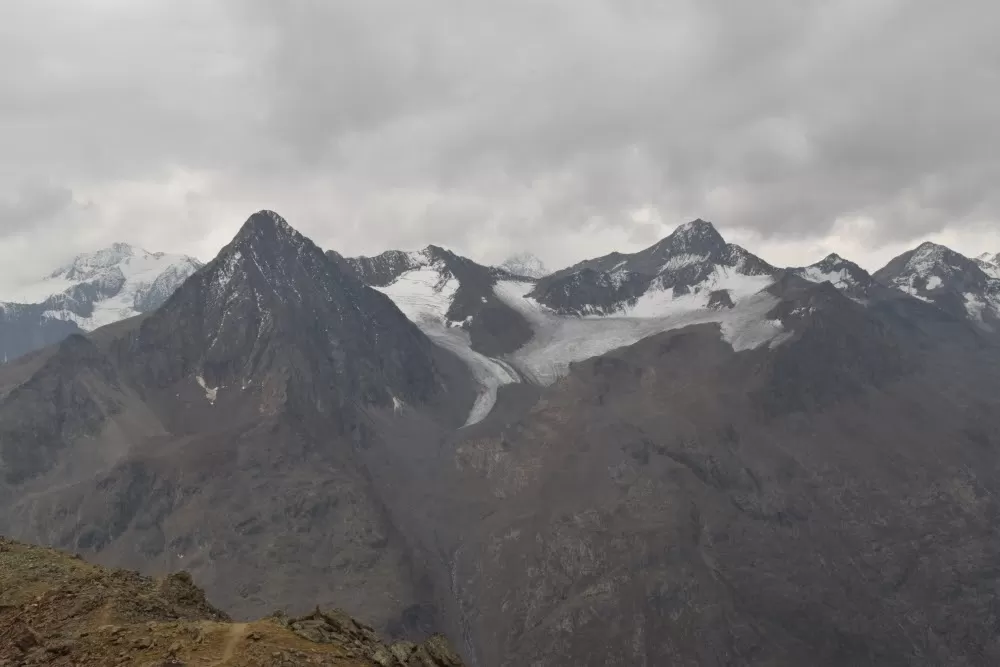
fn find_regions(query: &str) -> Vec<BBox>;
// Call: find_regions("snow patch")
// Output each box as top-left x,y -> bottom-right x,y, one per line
660,253 -> 709,272
196,375 -> 218,404
375,267 -> 459,326
800,266 -> 853,288
925,275 -> 942,290
620,268 -> 772,318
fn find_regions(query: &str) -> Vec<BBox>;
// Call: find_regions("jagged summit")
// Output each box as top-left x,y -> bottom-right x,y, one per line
791,252 -> 873,296
874,241 -> 1000,326
528,218 -> 776,316
653,218 -> 727,257
233,209 -> 298,242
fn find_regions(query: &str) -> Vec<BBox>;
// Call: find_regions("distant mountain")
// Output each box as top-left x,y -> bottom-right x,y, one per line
0,243 -> 201,361
976,251 -> 1000,279
873,241 -> 1000,329
528,219 -> 777,316
789,253 -> 874,298
499,252 -> 549,278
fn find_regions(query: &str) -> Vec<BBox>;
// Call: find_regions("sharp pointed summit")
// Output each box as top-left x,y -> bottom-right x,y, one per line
122,211 -> 451,417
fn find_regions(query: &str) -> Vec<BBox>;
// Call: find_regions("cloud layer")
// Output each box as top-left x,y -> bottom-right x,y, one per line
1,0 -> 999,285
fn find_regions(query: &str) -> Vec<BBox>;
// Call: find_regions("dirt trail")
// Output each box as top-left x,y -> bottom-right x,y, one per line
212,622 -> 248,665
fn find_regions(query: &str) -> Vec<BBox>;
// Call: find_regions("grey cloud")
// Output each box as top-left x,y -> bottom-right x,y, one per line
0,0 -> 998,272
0,184 -> 74,236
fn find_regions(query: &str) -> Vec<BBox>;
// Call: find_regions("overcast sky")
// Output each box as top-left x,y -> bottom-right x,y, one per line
1,0 -> 999,289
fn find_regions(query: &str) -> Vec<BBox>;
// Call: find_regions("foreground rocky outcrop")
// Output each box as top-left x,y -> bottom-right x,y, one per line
0,536 -> 464,666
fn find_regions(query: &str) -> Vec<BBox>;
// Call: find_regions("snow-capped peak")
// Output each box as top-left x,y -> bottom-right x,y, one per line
0,242 -> 204,332
792,253 -> 871,294
50,242 -> 140,281
903,242 -> 958,276
499,252 -> 549,278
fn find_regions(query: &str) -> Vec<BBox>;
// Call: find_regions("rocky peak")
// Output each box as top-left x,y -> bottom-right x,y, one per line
791,252 -> 873,296
51,243 -> 138,281
874,241 -> 1000,326
122,211 -> 447,418
528,219 -> 776,315
499,252 -> 549,279
650,218 -> 727,259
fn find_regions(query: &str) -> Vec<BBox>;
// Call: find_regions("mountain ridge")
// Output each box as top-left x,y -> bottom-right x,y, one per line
3,211 -> 1000,666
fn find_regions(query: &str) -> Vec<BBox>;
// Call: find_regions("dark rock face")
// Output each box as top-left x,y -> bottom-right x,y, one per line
0,211 -> 471,638
530,219 -> 777,315
124,210 -> 445,414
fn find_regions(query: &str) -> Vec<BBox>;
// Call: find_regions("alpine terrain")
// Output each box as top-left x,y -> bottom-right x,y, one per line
0,243 -> 202,362
2,211 -> 1000,666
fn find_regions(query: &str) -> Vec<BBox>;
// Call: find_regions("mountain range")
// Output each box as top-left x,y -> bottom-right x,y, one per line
1,211 -> 1000,666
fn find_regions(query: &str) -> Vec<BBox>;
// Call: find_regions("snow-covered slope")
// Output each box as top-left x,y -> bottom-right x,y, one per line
374,262 -> 520,426
24,243 -> 203,330
0,243 -> 202,361
499,252 -> 549,279
494,279 -> 786,385
366,222 -> 790,424
976,252 -> 1000,279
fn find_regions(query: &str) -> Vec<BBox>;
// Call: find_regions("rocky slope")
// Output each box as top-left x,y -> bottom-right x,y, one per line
381,277 -> 1000,666
0,211 -> 475,641
0,536 -> 463,666
0,243 -> 201,362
